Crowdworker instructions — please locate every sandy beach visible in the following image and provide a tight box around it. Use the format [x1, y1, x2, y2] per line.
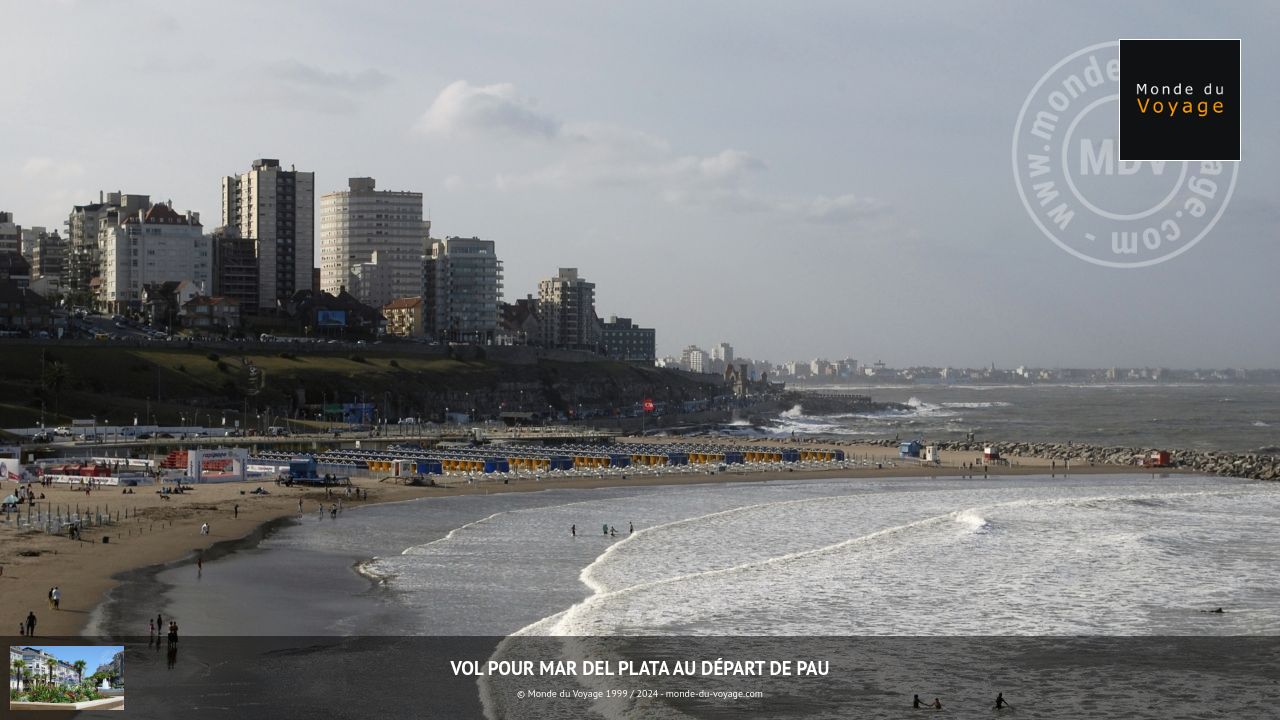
[0, 437, 1170, 637]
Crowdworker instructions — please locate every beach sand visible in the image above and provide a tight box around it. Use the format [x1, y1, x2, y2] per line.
[0, 437, 1169, 637]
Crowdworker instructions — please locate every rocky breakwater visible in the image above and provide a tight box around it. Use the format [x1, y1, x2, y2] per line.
[782, 391, 907, 416]
[865, 439, 1280, 481]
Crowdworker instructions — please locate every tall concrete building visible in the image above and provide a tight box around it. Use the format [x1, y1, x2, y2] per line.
[319, 177, 426, 309]
[423, 236, 503, 343]
[537, 267, 599, 350]
[24, 227, 66, 285]
[66, 192, 152, 296]
[210, 226, 260, 311]
[711, 342, 734, 364]
[0, 212, 20, 254]
[221, 159, 314, 312]
[99, 203, 211, 313]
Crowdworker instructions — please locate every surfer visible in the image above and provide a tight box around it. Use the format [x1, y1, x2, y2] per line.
[995, 692, 1011, 709]
[1200, 607, 1224, 613]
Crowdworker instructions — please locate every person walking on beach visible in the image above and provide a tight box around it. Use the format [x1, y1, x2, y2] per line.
[200, 522, 209, 535]
[150, 618, 155, 637]
[47, 587, 54, 609]
[298, 499, 303, 513]
[51, 586, 60, 610]
[234, 504, 239, 518]
[25, 611, 36, 636]
[197, 556, 203, 573]
[629, 521, 634, 535]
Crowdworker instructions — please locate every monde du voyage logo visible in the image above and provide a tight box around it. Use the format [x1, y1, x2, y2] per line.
[1012, 40, 1240, 268]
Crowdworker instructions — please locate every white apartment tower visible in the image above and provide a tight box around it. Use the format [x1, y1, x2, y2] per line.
[99, 203, 211, 313]
[221, 159, 315, 311]
[320, 177, 427, 309]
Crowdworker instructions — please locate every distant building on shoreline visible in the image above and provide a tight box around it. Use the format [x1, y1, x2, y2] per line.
[424, 236, 502, 343]
[0, 211, 20, 254]
[221, 159, 314, 313]
[538, 267, 598, 350]
[600, 316, 655, 362]
[320, 177, 427, 309]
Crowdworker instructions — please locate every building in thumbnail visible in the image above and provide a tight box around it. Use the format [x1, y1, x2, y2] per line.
[221, 159, 314, 312]
[600, 316, 656, 362]
[320, 177, 427, 309]
[66, 192, 152, 298]
[99, 203, 211, 313]
[423, 236, 502, 343]
[537, 267, 598, 350]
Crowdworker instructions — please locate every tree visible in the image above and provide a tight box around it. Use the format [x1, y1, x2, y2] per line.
[72, 660, 86, 685]
[41, 359, 71, 420]
[11, 659, 24, 692]
[45, 657, 56, 686]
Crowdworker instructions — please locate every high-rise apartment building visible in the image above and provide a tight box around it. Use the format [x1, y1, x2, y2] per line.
[210, 226, 260, 311]
[0, 212, 20, 254]
[537, 267, 598, 350]
[66, 192, 152, 296]
[423, 236, 503, 343]
[221, 159, 314, 312]
[319, 177, 426, 309]
[23, 227, 65, 282]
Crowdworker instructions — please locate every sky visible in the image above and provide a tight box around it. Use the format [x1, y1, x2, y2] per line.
[20, 646, 121, 676]
[2, 1, 1277, 368]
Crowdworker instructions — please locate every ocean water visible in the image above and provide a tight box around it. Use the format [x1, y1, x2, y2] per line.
[359, 474, 1280, 638]
[751, 383, 1280, 452]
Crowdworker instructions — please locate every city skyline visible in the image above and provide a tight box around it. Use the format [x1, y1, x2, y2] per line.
[3, 1, 1278, 366]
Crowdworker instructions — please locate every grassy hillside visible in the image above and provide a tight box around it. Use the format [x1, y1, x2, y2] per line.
[0, 343, 716, 428]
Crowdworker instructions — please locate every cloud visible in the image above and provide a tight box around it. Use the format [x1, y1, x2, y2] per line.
[417, 80, 560, 139]
[273, 60, 392, 93]
[227, 60, 392, 116]
[420, 79, 889, 227]
[22, 157, 86, 180]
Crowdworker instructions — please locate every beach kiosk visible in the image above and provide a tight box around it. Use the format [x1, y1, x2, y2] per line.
[1147, 450, 1171, 468]
[899, 440, 923, 459]
[922, 445, 941, 463]
[983, 446, 1000, 463]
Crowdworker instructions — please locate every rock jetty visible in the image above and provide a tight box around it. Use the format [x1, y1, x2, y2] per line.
[865, 439, 1280, 481]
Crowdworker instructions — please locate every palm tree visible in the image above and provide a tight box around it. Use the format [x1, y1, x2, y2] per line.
[44, 657, 56, 687]
[11, 659, 24, 692]
[73, 660, 86, 686]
